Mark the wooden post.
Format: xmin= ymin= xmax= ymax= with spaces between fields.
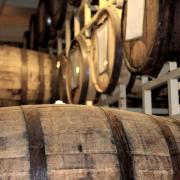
xmin=142 ymin=76 xmax=152 ymax=114
xmin=118 ymin=85 xmax=127 ymax=109
xmin=168 ymin=79 xmax=179 ymax=115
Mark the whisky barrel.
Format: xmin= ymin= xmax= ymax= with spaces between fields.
xmin=122 ymin=0 xmax=180 ymax=75
xmin=59 ymin=53 xmax=68 ymax=103
xmin=37 ymin=0 xmax=55 ymax=48
xmin=91 ymin=7 xmax=122 ymax=94
xmin=0 ymin=46 xmax=58 ymax=106
xmin=0 ymin=104 xmax=179 ymax=179
xmin=50 ymin=0 xmax=67 ymax=29
xmin=29 ymin=14 xmax=38 ymax=50
xmin=67 ymin=35 xmax=96 ymax=104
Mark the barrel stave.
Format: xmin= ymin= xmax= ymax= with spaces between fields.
xmin=0 ymin=105 xmax=179 ymax=179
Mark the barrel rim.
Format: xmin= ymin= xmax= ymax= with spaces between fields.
xmin=91 ymin=6 xmax=122 ymax=94
xmin=66 ymin=35 xmax=90 ymax=104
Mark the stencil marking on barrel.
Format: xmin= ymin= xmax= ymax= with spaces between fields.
xmin=100 ymin=108 xmax=134 ymax=180
xmin=150 ymin=115 xmax=180 ymax=180
xmin=21 ymin=48 xmax=28 ymax=105
xmin=20 ymin=106 xmax=48 ymax=180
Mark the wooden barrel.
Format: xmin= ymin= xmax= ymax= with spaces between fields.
xmin=0 ymin=104 xmax=179 ymax=179
xmin=37 ymin=0 xmax=55 ymax=48
xmin=0 ymin=46 xmax=59 ymax=106
xmin=50 ymin=0 xmax=67 ymax=29
xmin=29 ymin=14 xmax=38 ymax=50
xmin=67 ymin=35 xmax=96 ymax=104
xmin=91 ymin=7 xmax=122 ymax=94
xmin=122 ymin=0 xmax=180 ymax=75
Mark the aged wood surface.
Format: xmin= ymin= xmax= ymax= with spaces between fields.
xmin=0 ymin=104 xmax=179 ymax=179
xmin=67 ymin=35 xmax=95 ymax=104
xmin=0 ymin=46 xmax=57 ymax=106
xmin=123 ymin=0 xmax=180 ymax=75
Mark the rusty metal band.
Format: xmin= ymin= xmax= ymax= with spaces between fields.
xmin=21 ymin=48 xmax=28 ymax=105
xmin=50 ymin=56 xmax=60 ymax=103
xmin=150 ymin=116 xmax=180 ymax=180
xmin=100 ymin=108 xmax=134 ymax=180
xmin=21 ymin=106 xmax=48 ymax=180
xmin=37 ymin=52 xmax=45 ymax=104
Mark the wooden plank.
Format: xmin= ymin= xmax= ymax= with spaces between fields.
xmin=143 ymin=67 xmax=180 ymax=90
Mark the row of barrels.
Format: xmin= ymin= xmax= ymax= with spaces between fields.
xmin=57 ymin=1 xmax=180 ymax=103
xmin=23 ymin=0 xmax=91 ymax=50
xmin=20 ymin=1 xmax=180 ymax=104
xmin=23 ymin=0 xmax=65 ymax=50
xmin=26 ymin=0 xmax=180 ymax=75
xmin=0 ymin=104 xmax=179 ymax=179
xmin=59 ymin=7 xmax=141 ymax=104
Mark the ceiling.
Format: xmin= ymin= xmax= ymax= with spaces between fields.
xmin=0 ymin=0 xmax=39 ymax=43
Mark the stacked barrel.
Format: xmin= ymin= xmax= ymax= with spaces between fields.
xmin=57 ymin=0 xmax=180 ymax=104
xmin=2 ymin=0 xmax=180 ymax=105
xmin=1 ymin=1 xmax=180 ymax=179
xmin=0 ymin=46 xmax=59 ymax=106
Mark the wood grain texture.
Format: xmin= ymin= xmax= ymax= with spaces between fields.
xmin=0 ymin=104 xmax=179 ymax=179
xmin=0 ymin=46 xmax=56 ymax=106
xmin=122 ymin=0 xmax=180 ymax=76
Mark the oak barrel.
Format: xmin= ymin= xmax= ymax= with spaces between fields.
xmin=67 ymin=35 xmax=96 ymax=104
xmin=0 ymin=104 xmax=179 ymax=179
xmin=91 ymin=7 xmax=122 ymax=94
xmin=37 ymin=0 xmax=55 ymax=48
xmin=50 ymin=0 xmax=67 ymax=29
xmin=122 ymin=0 xmax=180 ymax=75
xmin=0 ymin=46 xmax=58 ymax=106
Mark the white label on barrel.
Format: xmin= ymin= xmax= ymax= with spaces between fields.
xmin=96 ymin=20 xmax=108 ymax=74
xmin=125 ymin=0 xmax=145 ymax=40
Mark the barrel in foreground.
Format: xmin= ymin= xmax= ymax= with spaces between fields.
xmin=0 ymin=104 xmax=179 ymax=179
